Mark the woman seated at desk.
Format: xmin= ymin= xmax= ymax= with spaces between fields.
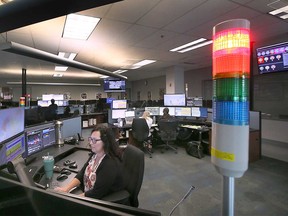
xmin=55 ymin=126 xmax=124 ymax=199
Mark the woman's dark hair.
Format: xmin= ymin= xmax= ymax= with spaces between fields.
xmin=91 ymin=125 xmax=122 ymax=160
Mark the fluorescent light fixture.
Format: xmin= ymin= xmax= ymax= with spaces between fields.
xmin=280 ymin=13 xmax=288 ymax=19
xmin=178 ymin=40 xmax=213 ymax=53
xmin=113 ymin=70 xmax=127 ymax=74
xmin=55 ymin=66 xmax=68 ymax=71
xmin=58 ymin=52 xmax=77 ymax=60
xmin=63 ymin=14 xmax=101 ymax=40
xmin=100 ymin=75 xmax=109 ymax=79
xmin=170 ymin=38 xmax=207 ymax=52
xmin=53 ymin=73 xmax=63 ymax=78
xmin=269 ymin=5 xmax=288 ymax=15
xmin=131 ymin=60 xmax=156 ymax=69
xmin=7 ymin=81 xmax=101 ymax=86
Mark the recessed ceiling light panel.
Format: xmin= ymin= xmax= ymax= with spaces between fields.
xmin=55 ymin=66 xmax=68 ymax=71
xmin=63 ymin=14 xmax=101 ymax=40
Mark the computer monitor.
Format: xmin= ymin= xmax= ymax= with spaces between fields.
xmin=42 ymin=127 xmax=56 ymax=148
xmin=112 ymin=109 xmax=127 ymax=119
xmin=175 ymin=107 xmax=192 ymax=117
xmin=191 ymin=107 xmax=208 ymax=118
xmin=112 ymin=100 xmax=127 ymax=109
xmin=37 ymin=100 xmax=49 ymax=107
xmin=42 ymin=94 xmax=64 ymax=101
xmin=106 ymin=98 xmax=114 ymax=104
xmin=25 ymin=123 xmax=56 ymax=157
xmin=0 ymin=107 xmax=25 ymax=143
xmin=125 ymin=110 xmax=135 ymax=118
xmin=0 ymin=133 xmax=25 ymax=166
xmin=145 ymin=107 xmax=160 ymax=116
xmin=164 ymin=94 xmax=186 ymax=106
xmin=159 ymin=107 xmax=176 ymax=116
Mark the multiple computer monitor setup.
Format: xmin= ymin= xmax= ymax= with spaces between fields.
xmin=147 ymin=106 xmax=208 ymax=118
xmin=0 ymin=108 xmax=25 ymax=167
xmin=109 ymin=94 xmax=207 ymax=120
xmin=0 ymin=107 xmax=57 ymax=167
xmin=25 ymin=123 xmax=56 ymax=157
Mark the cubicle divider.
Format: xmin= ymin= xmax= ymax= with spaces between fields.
xmin=62 ymin=116 xmax=82 ymax=139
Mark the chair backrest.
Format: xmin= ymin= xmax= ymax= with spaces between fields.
xmin=122 ymin=145 xmax=145 ymax=207
xmin=131 ymin=118 xmax=149 ymax=142
xmin=158 ymin=119 xmax=179 ymax=141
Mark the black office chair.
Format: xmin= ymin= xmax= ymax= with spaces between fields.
xmin=157 ymin=119 xmax=179 ymax=154
xmin=131 ymin=118 xmax=153 ymax=158
xmin=102 ymin=145 xmax=145 ymax=207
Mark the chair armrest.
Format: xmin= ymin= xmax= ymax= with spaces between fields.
xmin=101 ymin=190 xmax=130 ymax=203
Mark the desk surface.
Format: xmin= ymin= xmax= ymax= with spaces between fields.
xmin=39 ymin=149 xmax=90 ymax=189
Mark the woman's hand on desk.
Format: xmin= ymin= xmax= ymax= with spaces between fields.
xmin=54 ymin=186 xmax=69 ymax=193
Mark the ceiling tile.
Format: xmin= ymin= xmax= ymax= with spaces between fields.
xmin=134 ymin=30 xmax=178 ymax=49
xmin=186 ymin=6 xmax=262 ymax=38
xmin=112 ymin=24 xmax=158 ymax=46
xmin=137 ymin=0 xmax=206 ymax=28
xmin=163 ymin=0 xmax=238 ymax=33
xmin=105 ymin=0 xmax=161 ymax=23
xmin=90 ymin=18 xmax=132 ymax=44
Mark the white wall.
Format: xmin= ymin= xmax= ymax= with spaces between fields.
xmin=130 ymin=67 xmax=212 ymax=101
xmin=184 ymin=67 xmax=212 ymax=97
xmin=262 ymin=119 xmax=288 ymax=143
xmin=131 ymin=76 xmax=166 ymax=101
xmin=166 ymin=66 xmax=185 ymax=94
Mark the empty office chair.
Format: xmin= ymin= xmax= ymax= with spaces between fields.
xmin=102 ymin=145 xmax=145 ymax=207
xmin=157 ymin=119 xmax=179 ymax=153
xmin=131 ymin=118 xmax=153 ymax=158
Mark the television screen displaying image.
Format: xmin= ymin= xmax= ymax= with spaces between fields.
xmin=256 ymin=42 xmax=288 ymax=74
xmin=0 ymin=108 xmax=25 ymax=143
xmin=164 ymin=94 xmax=186 ymax=106
xmin=104 ymin=79 xmax=126 ymax=92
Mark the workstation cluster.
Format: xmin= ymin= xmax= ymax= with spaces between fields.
xmin=0 ymin=107 xmax=160 ymax=215
xmin=108 ymin=94 xmax=209 ymax=126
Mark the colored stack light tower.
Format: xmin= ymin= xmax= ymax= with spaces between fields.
xmin=211 ymin=19 xmax=250 ymax=178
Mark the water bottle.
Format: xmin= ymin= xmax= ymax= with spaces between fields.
xmin=153 ymin=116 xmax=156 ymax=124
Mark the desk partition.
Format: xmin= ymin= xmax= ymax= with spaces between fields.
xmin=62 ymin=116 xmax=82 ymax=139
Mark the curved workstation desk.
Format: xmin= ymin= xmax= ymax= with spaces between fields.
xmin=0 ymin=141 xmax=160 ymax=216
xmin=0 ymin=108 xmax=160 ymax=216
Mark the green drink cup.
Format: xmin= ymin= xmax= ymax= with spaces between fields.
xmin=43 ymin=155 xmax=54 ymax=179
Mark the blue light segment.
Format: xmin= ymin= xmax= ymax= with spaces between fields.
xmin=213 ymin=100 xmax=249 ymax=126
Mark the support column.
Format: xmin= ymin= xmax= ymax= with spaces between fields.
xmin=22 ymin=68 xmax=26 ymax=96
xmin=165 ymin=66 xmax=184 ymax=94
xmin=22 ymin=68 xmax=27 ymax=106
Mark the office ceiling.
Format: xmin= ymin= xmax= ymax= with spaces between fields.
xmin=0 ymin=0 xmax=287 ymax=82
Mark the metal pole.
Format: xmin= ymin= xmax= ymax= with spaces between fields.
xmin=222 ymin=176 xmax=235 ymax=216
xmin=22 ymin=68 xmax=26 ymax=106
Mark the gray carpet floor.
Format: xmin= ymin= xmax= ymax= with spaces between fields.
xmin=138 ymin=147 xmax=288 ymax=216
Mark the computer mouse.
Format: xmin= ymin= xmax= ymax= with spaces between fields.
xmin=60 ymin=170 xmax=71 ymax=175
xmin=56 ymin=174 xmax=68 ymax=181
xmin=69 ymin=163 xmax=78 ymax=169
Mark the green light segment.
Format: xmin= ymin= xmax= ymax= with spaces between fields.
xmin=213 ymin=78 xmax=249 ymax=101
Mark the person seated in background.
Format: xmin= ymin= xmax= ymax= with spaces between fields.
xmin=63 ymin=106 xmax=71 ymax=118
xmin=140 ymin=111 xmax=153 ymax=151
xmin=159 ymin=107 xmax=172 ymax=120
xmin=55 ymin=126 xmax=124 ymax=199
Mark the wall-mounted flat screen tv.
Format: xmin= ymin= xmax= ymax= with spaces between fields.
xmin=256 ymin=42 xmax=288 ymax=74
xmin=103 ymin=79 xmax=126 ymax=92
